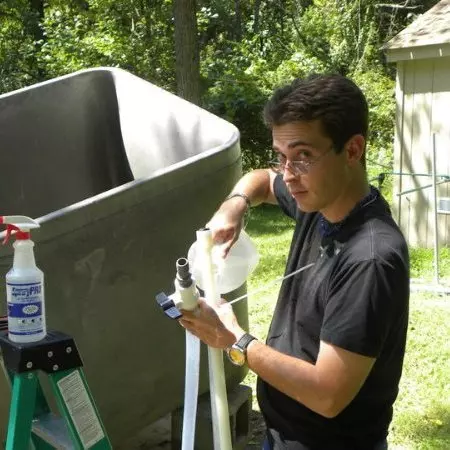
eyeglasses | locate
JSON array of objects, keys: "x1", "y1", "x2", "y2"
[{"x1": 268, "y1": 147, "x2": 334, "y2": 176}]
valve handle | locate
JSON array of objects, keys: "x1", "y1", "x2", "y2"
[{"x1": 155, "y1": 292, "x2": 183, "y2": 320}]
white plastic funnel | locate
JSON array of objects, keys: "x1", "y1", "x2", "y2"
[{"x1": 188, "y1": 230, "x2": 259, "y2": 294}]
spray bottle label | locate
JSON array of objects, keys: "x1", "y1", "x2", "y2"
[{"x1": 7, "y1": 281, "x2": 44, "y2": 336}]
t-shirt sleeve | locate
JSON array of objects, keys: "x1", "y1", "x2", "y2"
[
  {"x1": 273, "y1": 174, "x2": 297, "y2": 219},
  {"x1": 320, "y1": 259, "x2": 400, "y2": 358}
]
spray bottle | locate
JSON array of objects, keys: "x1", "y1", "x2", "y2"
[{"x1": 0, "y1": 215, "x2": 46, "y2": 343}]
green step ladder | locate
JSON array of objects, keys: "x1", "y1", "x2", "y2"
[{"x1": 0, "y1": 330, "x2": 112, "y2": 449}]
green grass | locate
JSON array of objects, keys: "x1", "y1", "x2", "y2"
[
  {"x1": 242, "y1": 204, "x2": 450, "y2": 450},
  {"x1": 409, "y1": 247, "x2": 450, "y2": 282},
  {"x1": 390, "y1": 295, "x2": 450, "y2": 449}
]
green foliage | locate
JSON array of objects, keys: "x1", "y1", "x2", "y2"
[
  {"x1": 200, "y1": 1, "x2": 413, "y2": 173},
  {"x1": 0, "y1": 0, "x2": 443, "y2": 182},
  {"x1": 205, "y1": 75, "x2": 271, "y2": 170},
  {"x1": 37, "y1": 0, "x2": 176, "y2": 90},
  {"x1": 351, "y1": 69, "x2": 396, "y2": 202},
  {"x1": 0, "y1": 0, "x2": 41, "y2": 93},
  {"x1": 352, "y1": 70, "x2": 395, "y2": 162}
]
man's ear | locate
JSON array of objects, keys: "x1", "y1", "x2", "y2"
[{"x1": 344, "y1": 135, "x2": 365, "y2": 167}]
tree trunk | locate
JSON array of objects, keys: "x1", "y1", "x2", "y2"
[
  {"x1": 28, "y1": 0, "x2": 45, "y2": 79},
  {"x1": 29, "y1": 0, "x2": 44, "y2": 42},
  {"x1": 235, "y1": 0, "x2": 242, "y2": 40},
  {"x1": 254, "y1": 0, "x2": 261, "y2": 33},
  {"x1": 173, "y1": 0, "x2": 200, "y2": 104}
]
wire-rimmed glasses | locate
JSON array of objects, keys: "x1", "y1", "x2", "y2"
[{"x1": 268, "y1": 147, "x2": 334, "y2": 176}]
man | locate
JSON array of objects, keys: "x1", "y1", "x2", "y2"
[{"x1": 180, "y1": 74, "x2": 409, "y2": 450}]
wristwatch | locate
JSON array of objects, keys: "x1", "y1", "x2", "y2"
[{"x1": 226, "y1": 333, "x2": 257, "y2": 366}]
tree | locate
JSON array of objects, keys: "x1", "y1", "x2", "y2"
[
  {"x1": 0, "y1": 0, "x2": 40, "y2": 93},
  {"x1": 173, "y1": 0, "x2": 200, "y2": 104},
  {"x1": 0, "y1": 0, "x2": 443, "y2": 174},
  {"x1": 36, "y1": 0, "x2": 176, "y2": 91}
]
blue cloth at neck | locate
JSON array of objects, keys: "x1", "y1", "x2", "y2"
[{"x1": 318, "y1": 186, "x2": 379, "y2": 238}]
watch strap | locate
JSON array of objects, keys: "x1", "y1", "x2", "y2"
[
  {"x1": 224, "y1": 193, "x2": 251, "y2": 209},
  {"x1": 235, "y1": 333, "x2": 256, "y2": 353}
]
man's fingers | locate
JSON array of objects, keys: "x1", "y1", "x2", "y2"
[
  {"x1": 179, "y1": 306, "x2": 200, "y2": 320},
  {"x1": 179, "y1": 315, "x2": 194, "y2": 324},
  {"x1": 221, "y1": 242, "x2": 233, "y2": 258},
  {"x1": 179, "y1": 299, "x2": 210, "y2": 323},
  {"x1": 204, "y1": 218, "x2": 236, "y2": 247},
  {"x1": 214, "y1": 231, "x2": 235, "y2": 250},
  {"x1": 217, "y1": 297, "x2": 228, "y2": 306},
  {"x1": 219, "y1": 233, "x2": 240, "y2": 258},
  {"x1": 179, "y1": 318, "x2": 197, "y2": 334}
]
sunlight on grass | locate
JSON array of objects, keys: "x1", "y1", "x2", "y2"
[
  {"x1": 390, "y1": 294, "x2": 450, "y2": 450},
  {"x1": 409, "y1": 247, "x2": 450, "y2": 285},
  {"x1": 242, "y1": 204, "x2": 450, "y2": 449}
]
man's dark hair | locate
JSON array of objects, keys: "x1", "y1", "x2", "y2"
[{"x1": 264, "y1": 74, "x2": 369, "y2": 158}]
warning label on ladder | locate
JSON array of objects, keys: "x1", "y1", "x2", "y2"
[{"x1": 57, "y1": 370, "x2": 105, "y2": 449}]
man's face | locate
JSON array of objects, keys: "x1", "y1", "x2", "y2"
[{"x1": 272, "y1": 120, "x2": 351, "y2": 215}]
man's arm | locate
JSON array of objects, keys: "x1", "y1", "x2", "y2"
[
  {"x1": 180, "y1": 300, "x2": 375, "y2": 419},
  {"x1": 246, "y1": 338, "x2": 375, "y2": 418},
  {"x1": 207, "y1": 169, "x2": 278, "y2": 256},
  {"x1": 227, "y1": 168, "x2": 279, "y2": 207}
]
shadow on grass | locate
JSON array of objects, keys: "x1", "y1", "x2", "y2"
[
  {"x1": 247, "y1": 204, "x2": 294, "y2": 237},
  {"x1": 392, "y1": 403, "x2": 450, "y2": 449}
]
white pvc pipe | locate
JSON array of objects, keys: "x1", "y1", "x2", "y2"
[
  {"x1": 195, "y1": 228, "x2": 232, "y2": 450},
  {"x1": 182, "y1": 330, "x2": 200, "y2": 450}
]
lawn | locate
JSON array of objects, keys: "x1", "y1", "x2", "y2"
[{"x1": 241, "y1": 204, "x2": 450, "y2": 450}]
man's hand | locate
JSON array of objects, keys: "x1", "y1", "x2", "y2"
[
  {"x1": 179, "y1": 299, "x2": 245, "y2": 349},
  {"x1": 206, "y1": 197, "x2": 247, "y2": 258},
  {"x1": 179, "y1": 299, "x2": 375, "y2": 419},
  {"x1": 205, "y1": 169, "x2": 277, "y2": 257}
]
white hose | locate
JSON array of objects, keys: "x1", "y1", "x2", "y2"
[
  {"x1": 207, "y1": 346, "x2": 232, "y2": 450},
  {"x1": 196, "y1": 229, "x2": 232, "y2": 450},
  {"x1": 182, "y1": 330, "x2": 200, "y2": 450}
]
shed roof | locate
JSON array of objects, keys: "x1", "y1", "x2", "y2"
[{"x1": 385, "y1": 0, "x2": 450, "y2": 50}]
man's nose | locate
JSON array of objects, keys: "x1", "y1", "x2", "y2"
[{"x1": 282, "y1": 163, "x2": 297, "y2": 182}]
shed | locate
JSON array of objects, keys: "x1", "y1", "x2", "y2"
[{"x1": 384, "y1": 0, "x2": 450, "y2": 247}]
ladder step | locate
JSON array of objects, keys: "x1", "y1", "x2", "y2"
[{"x1": 32, "y1": 413, "x2": 74, "y2": 449}]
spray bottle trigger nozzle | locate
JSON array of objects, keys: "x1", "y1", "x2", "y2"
[{"x1": 2, "y1": 225, "x2": 19, "y2": 245}]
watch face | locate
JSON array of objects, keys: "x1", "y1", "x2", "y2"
[{"x1": 228, "y1": 347, "x2": 245, "y2": 366}]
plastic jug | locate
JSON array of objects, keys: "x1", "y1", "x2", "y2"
[{"x1": 187, "y1": 230, "x2": 259, "y2": 294}]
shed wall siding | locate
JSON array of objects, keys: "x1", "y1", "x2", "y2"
[
  {"x1": 394, "y1": 57, "x2": 450, "y2": 247},
  {"x1": 432, "y1": 58, "x2": 450, "y2": 245}
]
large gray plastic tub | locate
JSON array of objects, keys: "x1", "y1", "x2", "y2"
[{"x1": 0, "y1": 68, "x2": 248, "y2": 446}]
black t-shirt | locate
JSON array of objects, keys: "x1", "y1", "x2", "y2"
[{"x1": 257, "y1": 176, "x2": 409, "y2": 450}]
